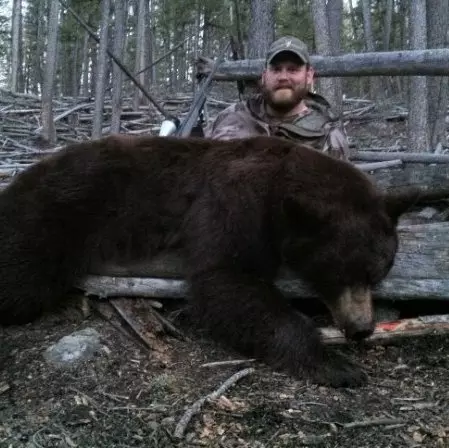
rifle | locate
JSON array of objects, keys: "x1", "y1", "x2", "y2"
[{"x1": 159, "y1": 40, "x2": 232, "y2": 137}]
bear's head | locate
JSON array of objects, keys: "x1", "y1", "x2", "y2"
[{"x1": 281, "y1": 188, "x2": 420, "y2": 341}]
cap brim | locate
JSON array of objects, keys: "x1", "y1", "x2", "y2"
[{"x1": 267, "y1": 49, "x2": 307, "y2": 65}]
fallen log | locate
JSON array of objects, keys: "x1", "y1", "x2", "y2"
[
  {"x1": 370, "y1": 163, "x2": 449, "y2": 193},
  {"x1": 356, "y1": 160, "x2": 402, "y2": 171},
  {"x1": 352, "y1": 151, "x2": 449, "y2": 164},
  {"x1": 79, "y1": 275, "x2": 449, "y2": 301},
  {"x1": 77, "y1": 222, "x2": 449, "y2": 301},
  {"x1": 196, "y1": 49, "x2": 449, "y2": 81}
]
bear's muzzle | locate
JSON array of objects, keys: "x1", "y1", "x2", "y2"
[{"x1": 327, "y1": 286, "x2": 375, "y2": 341}]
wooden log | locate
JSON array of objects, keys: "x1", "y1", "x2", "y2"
[
  {"x1": 321, "y1": 314, "x2": 449, "y2": 345},
  {"x1": 196, "y1": 49, "x2": 449, "y2": 81},
  {"x1": 352, "y1": 151, "x2": 449, "y2": 164},
  {"x1": 356, "y1": 160, "x2": 402, "y2": 171},
  {"x1": 370, "y1": 163, "x2": 449, "y2": 193},
  {"x1": 77, "y1": 222, "x2": 449, "y2": 301},
  {"x1": 79, "y1": 276, "x2": 449, "y2": 301}
]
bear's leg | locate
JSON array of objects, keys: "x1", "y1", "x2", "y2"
[
  {"x1": 189, "y1": 268, "x2": 367, "y2": 388},
  {"x1": 0, "y1": 223, "x2": 88, "y2": 325}
]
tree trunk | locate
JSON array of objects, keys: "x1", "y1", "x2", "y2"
[
  {"x1": 408, "y1": 0, "x2": 429, "y2": 152},
  {"x1": 133, "y1": 0, "x2": 148, "y2": 110},
  {"x1": 427, "y1": 0, "x2": 449, "y2": 149},
  {"x1": 92, "y1": 0, "x2": 111, "y2": 139},
  {"x1": 347, "y1": 0, "x2": 363, "y2": 96},
  {"x1": 383, "y1": 0, "x2": 393, "y2": 51},
  {"x1": 232, "y1": 0, "x2": 245, "y2": 58},
  {"x1": 398, "y1": 0, "x2": 409, "y2": 96},
  {"x1": 10, "y1": 0, "x2": 22, "y2": 92},
  {"x1": 197, "y1": 49, "x2": 449, "y2": 81},
  {"x1": 80, "y1": 29, "x2": 90, "y2": 97},
  {"x1": 311, "y1": 0, "x2": 336, "y2": 111},
  {"x1": 325, "y1": 0, "x2": 343, "y2": 115},
  {"x1": 40, "y1": 0, "x2": 59, "y2": 145},
  {"x1": 111, "y1": 0, "x2": 127, "y2": 133},
  {"x1": 382, "y1": 0, "x2": 394, "y2": 96},
  {"x1": 28, "y1": 0, "x2": 45, "y2": 94},
  {"x1": 89, "y1": 41, "x2": 98, "y2": 98},
  {"x1": 146, "y1": 1, "x2": 154, "y2": 85},
  {"x1": 361, "y1": 0, "x2": 382, "y2": 98},
  {"x1": 247, "y1": 0, "x2": 275, "y2": 59}
]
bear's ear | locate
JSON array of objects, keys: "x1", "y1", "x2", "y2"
[
  {"x1": 383, "y1": 189, "x2": 421, "y2": 223},
  {"x1": 282, "y1": 196, "x2": 330, "y2": 232}
]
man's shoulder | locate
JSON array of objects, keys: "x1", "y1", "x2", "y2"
[
  {"x1": 304, "y1": 92, "x2": 339, "y2": 121},
  {"x1": 218, "y1": 100, "x2": 250, "y2": 116},
  {"x1": 205, "y1": 97, "x2": 264, "y2": 139}
]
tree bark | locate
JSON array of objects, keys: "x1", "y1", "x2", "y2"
[
  {"x1": 133, "y1": 0, "x2": 148, "y2": 110},
  {"x1": 326, "y1": 0, "x2": 343, "y2": 115},
  {"x1": 92, "y1": 0, "x2": 111, "y2": 139},
  {"x1": 40, "y1": 0, "x2": 59, "y2": 145},
  {"x1": 247, "y1": 0, "x2": 275, "y2": 59},
  {"x1": 10, "y1": 0, "x2": 22, "y2": 92},
  {"x1": 81, "y1": 29, "x2": 90, "y2": 97},
  {"x1": 361, "y1": 0, "x2": 382, "y2": 98},
  {"x1": 110, "y1": 0, "x2": 127, "y2": 133},
  {"x1": 311, "y1": 0, "x2": 342, "y2": 114},
  {"x1": 427, "y1": 0, "x2": 449, "y2": 149},
  {"x1": 383, "y1": 0, "x2": 393, "y2": 51},
  {"x1": 196, "y1": 49, "x2": 449, "y2": 81},
  {"x1": 408, "y1": 0, "x2": 429, "y2": 152}
]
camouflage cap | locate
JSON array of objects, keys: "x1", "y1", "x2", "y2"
[{"x1": 266, "y1": 36, "x2": 310, "y2": 66}]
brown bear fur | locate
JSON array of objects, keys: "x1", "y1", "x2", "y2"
[{"x1": 0, "y1": 134, "x2": 424, "y2": 387}]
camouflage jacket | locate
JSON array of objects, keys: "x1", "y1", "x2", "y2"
[{"x1": 205, "y1": 92, "x2": 350, "y2": 161}]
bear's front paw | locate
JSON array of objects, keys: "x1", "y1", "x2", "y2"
[{"x1": 307, "y1": 350, "x2": 368, "y2": 388}]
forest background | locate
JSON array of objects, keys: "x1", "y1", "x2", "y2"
[{"x1": 0, "y1": 0, "x2": 448, "y2": 152}]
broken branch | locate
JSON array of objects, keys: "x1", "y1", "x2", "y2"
[{"x1": 173, "y1": 367, "x2": 255, "y2": 439}]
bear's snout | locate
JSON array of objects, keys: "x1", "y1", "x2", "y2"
[
  {"x1": 327, "y1": 286, "x2": 375, "y2": 341},
  {"x1": 344, "y1": 320, "x2": 375, "y2": 341}
]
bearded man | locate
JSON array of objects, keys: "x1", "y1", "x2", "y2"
[{"x1": 206, "y1": 36, "x2": 349, "y2": 160}]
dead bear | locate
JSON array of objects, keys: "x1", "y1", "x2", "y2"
[{"x1": 0, "y1": 134, "x2": 425, "y2": 387}]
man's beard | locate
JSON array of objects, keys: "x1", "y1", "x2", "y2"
[{"x1": 262, "y1": 85, "x2": 308, "y2": 114}]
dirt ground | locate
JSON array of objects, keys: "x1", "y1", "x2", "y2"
[
  {"x1": 1, "y1": 107, "x2": 449, "y2": 448},
  {"x1": 1, "y1": 297, "x2": 449, "y2": 448}
]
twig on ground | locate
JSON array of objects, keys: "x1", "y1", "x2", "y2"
[
  {"x1": 173, "y1": 367, "x2": 255, "y2": 439},
  {"x1": 68, "y1": 387, "x2": 108, "y2": 416},
  {"x1": 151, "y1": 305, "x2": 188, "y2": 341},
  {"x1": 107, "y1": 405, "x2": 169, "y2": 412},
  {"x1": 31, "y1": 425, "x2": 48, "y2": 448},
  {"x1": 200, "y1": 359, "x2": 256, "y2": 368},
  {"x1": 300, "y1": 433, "x2": 334, "y2": 445},
  {"x1": 341, "y1": 417, "x2": 404, "y2": 429},
  {"x1": 98, "y1": 390, "x2": 130, "y2": 403},
  {"x1": 0, "y1": 382, "x2": 10, "y2": 395}
]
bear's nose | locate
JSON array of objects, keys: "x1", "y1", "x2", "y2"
[{"x1": 345, "y1": 322, "x2": 375, "y2": 341}]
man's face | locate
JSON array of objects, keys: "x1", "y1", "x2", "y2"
[{"x1": 261, "y1": 52, "x2": 314, "y2": 114}]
